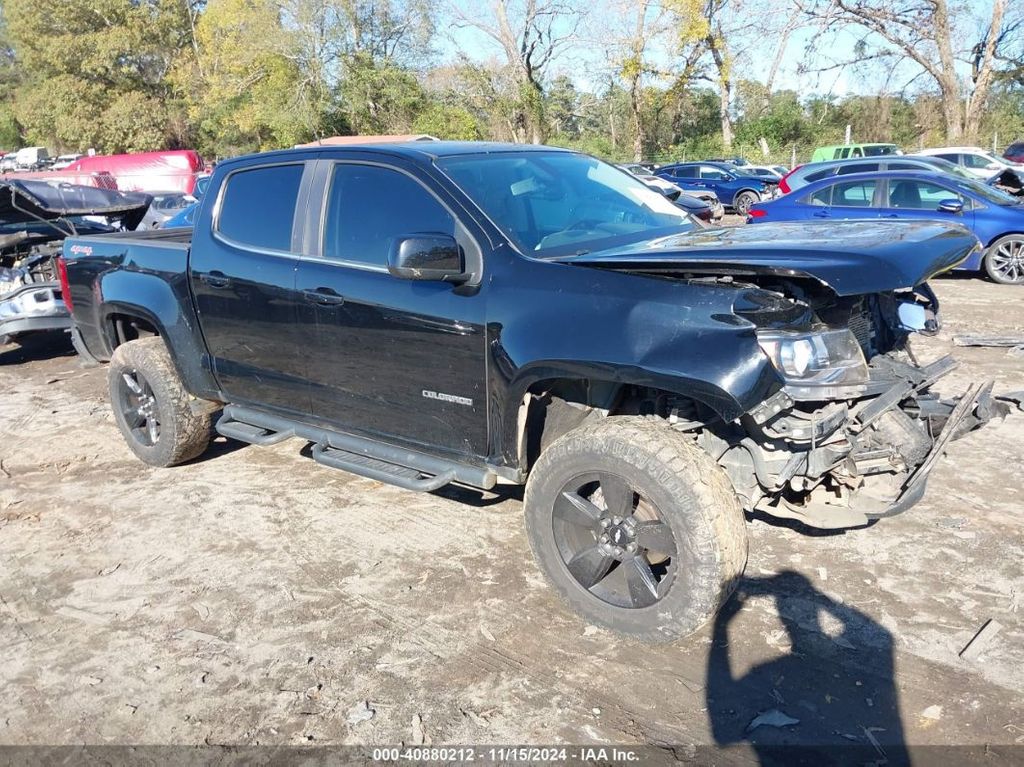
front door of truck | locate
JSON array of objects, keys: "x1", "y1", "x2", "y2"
[
  {"x1": 295, "y1": 160, "x2": 488, "y2": 458},
  {"x1": 189, "y1": 161, "x2": 313, "y2": 413}
]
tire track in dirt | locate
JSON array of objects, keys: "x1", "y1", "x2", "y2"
[{"x1": 274, "y1": 518, "x2": 701, "y2": 746}]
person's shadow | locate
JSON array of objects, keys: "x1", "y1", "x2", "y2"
[{"x1": 706, "y1": 571, "x2": 910, "y2": 766}]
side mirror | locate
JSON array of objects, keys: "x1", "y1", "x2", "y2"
[
  {"x1": 388, "y1": 234, "x2": 466, "y2": 282},
  {"x1": 937, "y1": 199, "x2": 963, "y2": 214},
  {"x1": 986, "y1": 162, "x2": 1002, "y2": 170}
]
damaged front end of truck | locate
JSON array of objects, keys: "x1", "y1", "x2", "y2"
[
  {"x1": 563, "y1": 221, "x2": 1019, "y2": 530},
  {"x1": 706, "y1": 303, "x2": 1013, "y2": 529}
]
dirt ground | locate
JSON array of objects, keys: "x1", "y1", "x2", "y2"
[{"x1": 1, "y1": 274, "x2": 1022, "y2": 760}]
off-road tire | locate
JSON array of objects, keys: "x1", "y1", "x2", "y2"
[
  {"x1": 108, "y1": 337, "x2": 212, "y2": 467},
  {"x1": 733, "y1": 190, "x2": 759, "y2": 215},
  {"x1": 524, "y1": 416, "x2": 747, "y2": 642}
]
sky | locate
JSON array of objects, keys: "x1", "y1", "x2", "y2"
[{"x1": 439, "y1": 0, "x2": 1004, "y2": 101}]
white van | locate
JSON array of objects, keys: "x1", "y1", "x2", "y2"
[{"x1": 14, "y1": 146, "x2": 50, "y2": 169}]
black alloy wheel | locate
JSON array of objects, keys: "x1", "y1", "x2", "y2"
[
  {"x1": 552, "y1": 471, "x2": 677, "y2": 609},
  {"x1": 116, "y1": 368, "x2": 162, "y2": 447}
]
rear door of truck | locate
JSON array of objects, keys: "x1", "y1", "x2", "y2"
[{"x1": 188, "y1": 158, "x2": 314, "y2": 413}]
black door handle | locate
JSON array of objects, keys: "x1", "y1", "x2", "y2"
[
  {"x1": 200, "y1": 270, "x2": 231, "y2": 289},
  {"x1": 302, "y1": 287, "x2": 345, "y2": 306}
]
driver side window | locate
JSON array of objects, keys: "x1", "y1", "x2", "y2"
[{"x1": 322, "y1": 164, "x2": 455, "y2": 267}]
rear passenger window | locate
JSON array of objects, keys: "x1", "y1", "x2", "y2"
[
  {"x1": 322, "y1": 164, "x2": 454, "y2": 266},
  {"x1": 837, "y1": 163, "x2": 878, "y2": 174},
  {"x1": 217, "y1": 164, "x2": 304, "y2": 252},
  {"x1": 831, "y1": 179, "x2": 876, "y2": 207}
]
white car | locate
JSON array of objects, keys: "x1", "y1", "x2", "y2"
[
  {"x1": 50, "y1": 153, "x2": 83, "y2": 170},
  {"x1": 14, "y1": 146, "x2": 50, "y2": 170},
  {"x1": 914, "y1": 146, "x2": 1024, "y2": 179}
]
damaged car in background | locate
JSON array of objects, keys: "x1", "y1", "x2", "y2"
[{"x1": 0, "y1": 180, "x2": 150, "y2": 349}]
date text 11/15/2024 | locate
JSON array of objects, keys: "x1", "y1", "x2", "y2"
[{"x1": 371, "y1": 746, "x2": 640, "y2": 762}]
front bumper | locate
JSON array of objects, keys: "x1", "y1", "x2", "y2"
[
  {"x1": 0, "y1": 281, "x2": 70, "y2": 339},
  {"x1": 708, "y1": 354, "x2": 1015, "y2": 529}
]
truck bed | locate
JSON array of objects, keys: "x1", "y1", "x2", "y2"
[{"x1": 72, "y1": 227, "x2": 193, "y2": 248}]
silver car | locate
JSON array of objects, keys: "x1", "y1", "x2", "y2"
[{"x1": 779, "y1": 155, "x2": 978, "y2": 195}]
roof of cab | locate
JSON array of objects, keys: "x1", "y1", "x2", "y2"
[{"x1": 216, "y1": 141, "x2": 573, "y2": 170}]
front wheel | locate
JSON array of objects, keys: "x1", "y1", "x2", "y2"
[
  {"x1": 733, "y1": 190, "x2": 758, "y2": 215},
  {"x1": 984, "y1": 235, "x2": 1024, "y2": 284},
  {"x1": 108, "y1": 337, "x2": 212, "y2": 467},
  {"x1": 524, "y1": 417, "x2": 747, "y2": 642}
]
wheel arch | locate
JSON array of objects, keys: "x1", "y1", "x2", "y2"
[
  {"x1": 506, "y1": 371, "x2": 746, "y2": 476},
  {"x1": 984, "y1": 230, "x2": 1024, "y2": 248},
  {"x1": 731, "y1": 187, "x2": 762, "y2": 206},
  {"x1": 98, "y1": 299, "x2": 220, "y2": 401}
]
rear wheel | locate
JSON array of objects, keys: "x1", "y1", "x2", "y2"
[
  {"x1": 984, "y1": 235, "x2": 1024, "y2": 284},
  {"x1": 524, "y1": 417, "x2": 747, "y2": 642},
  {"x1": 108, "y1": 337, "x2": 212, "y2": 467},
  {"x1": 733, "y1": 190, "x2": 758, "y2": 215}
]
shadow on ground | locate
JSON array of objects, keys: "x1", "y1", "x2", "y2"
[
  {"x1": 706, "y1": 571, "x2": 909, "y2": 766},
  {"x1": 0, "y1": 332, "x2": 76, "y2": 365}
]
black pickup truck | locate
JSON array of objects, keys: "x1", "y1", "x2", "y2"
[{"x1": 61, "y1": 142, "x2": 1009, "y2": 641}]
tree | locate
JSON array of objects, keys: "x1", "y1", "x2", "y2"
[
  {"x1": 171, "y1": 0, "x2": 317, "y2": 156},
  {"x1": 603, "y1": 0, "x2": 676, "y2": 161},
  {"x1": 797, "y1": 0, "x2": 1016, "y2": 141},
  {"x1": 451, "y1": 0, "x2": 583, "y2": 143},
  {"x1": 4, "y1": 0, "x2": 191, "y2": 151}
]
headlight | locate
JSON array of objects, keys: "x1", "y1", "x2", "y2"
[{"x1": 756, "y1": 327, "x2": 868, "y2": 387}]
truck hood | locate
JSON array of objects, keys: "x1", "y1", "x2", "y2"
[
  {"x1": 552, "y1": 220, "x2": 980, "y2": 296},
  {"x1": 0, "y1": 180, "x2": 152, "y2": 231}
]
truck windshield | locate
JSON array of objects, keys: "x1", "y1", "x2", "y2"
[{"x1": 436, "y1": 152, "x2": 694, "y2": 256}]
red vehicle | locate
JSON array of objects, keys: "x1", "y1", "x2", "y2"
[
  {"x1": 65, "y1": 150, "x2": 203, "y2": 194},
  {"x1": 1004, "y1": 141, "x2": 1024, "y2": 164},
  {"x1": 0, "y1": 169, "x2": 118, "y2": 190}
]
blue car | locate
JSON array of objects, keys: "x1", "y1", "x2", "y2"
[
  {"x1": 162, "y1": 174, "x2": 211, "y2": 229},
  {"x1": 655, "y1": 162, "x2": 770, "y2": 215},
  {"x1": 748, "y1": 170, "x2": 1024, "y2": 284}
]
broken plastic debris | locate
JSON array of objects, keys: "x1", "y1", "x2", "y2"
[
  {"x1": 346, "y1": 700, "x2": 375, "y2": 725},
  {"x1": 746, "y1": 708, "x2": 800, "y2": 732}
]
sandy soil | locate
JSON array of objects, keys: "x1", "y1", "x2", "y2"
[{"x1": 0, "y1": 275, "x2": 1022, "y2": 757}]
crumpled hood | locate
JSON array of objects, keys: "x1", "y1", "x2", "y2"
[
  {"x1": 552, "y1": 220, "x2": 981, "y2": 296},
  {"x1": 0, "y1": 180, "x2": 152, "y2": 231}
]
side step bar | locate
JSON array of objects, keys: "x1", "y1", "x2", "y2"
[{"x1": 215, "y1": 405, "x2": 495, "y2": 491}]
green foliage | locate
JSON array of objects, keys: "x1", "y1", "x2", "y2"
[
  {"x1": 340, "y1": 54, "x2": 426, "y2": 135},
  {"x1": 412, "y1": 103, "x2": 482, "y2": 140},
  {"x1": 4, "y1": 0, "x2": 190, "y2": 152}
]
